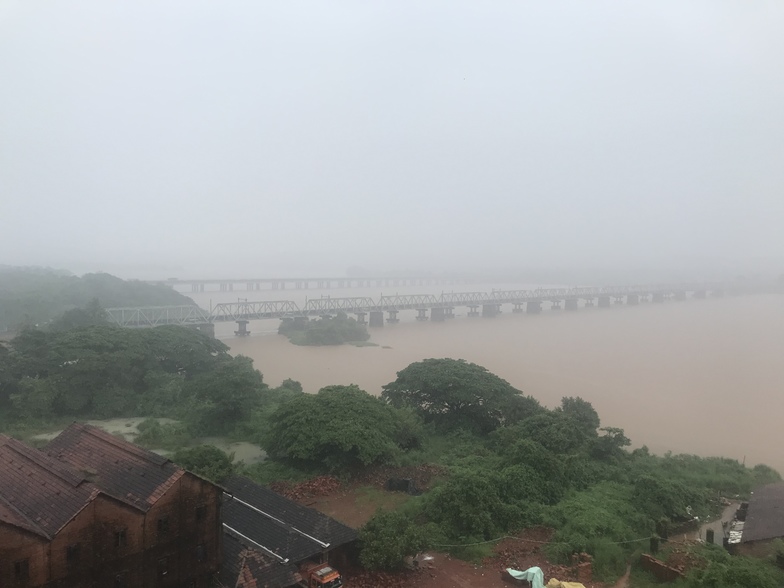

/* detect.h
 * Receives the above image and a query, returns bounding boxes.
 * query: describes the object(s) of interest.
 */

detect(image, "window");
[114,570,129,588]
[195,505,207,523]
[114,528,127,548]
[157,516,169,537]
[14,559,29,584]
[195,544,206,562]
[66,543,81,567]
[157,557,169,579]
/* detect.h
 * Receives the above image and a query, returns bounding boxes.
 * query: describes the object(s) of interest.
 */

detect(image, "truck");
[298,562,344,588]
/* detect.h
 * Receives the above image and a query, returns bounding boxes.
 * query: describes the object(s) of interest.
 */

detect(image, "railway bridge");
[106,283,726,336]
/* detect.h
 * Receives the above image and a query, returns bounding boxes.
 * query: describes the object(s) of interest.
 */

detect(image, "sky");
[1,1,783,280]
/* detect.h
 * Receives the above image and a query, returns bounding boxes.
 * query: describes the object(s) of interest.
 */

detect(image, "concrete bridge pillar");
[200,284,205,292]
[627,294,639,305]
[615,296,624,304]
[431,307,445,322]
[551,300,562,310]
[387,310,400,324]
[652,292,664,303]
[527,301,542,314]
[247,282,254,290]
[584,298,595,307]
[354,312,367,324]
[482,304,498,317]
[369,311,384,327]
[192,284,199,292]
[513,303,524,313]
[565,299,578,311]
[415,309,428,321]
[445,307,455,319]
[467,305,480,317]
[234,320,250,336]
[598,296,611,308]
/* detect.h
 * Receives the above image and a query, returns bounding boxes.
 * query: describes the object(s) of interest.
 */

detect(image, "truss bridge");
[105,282,727,336]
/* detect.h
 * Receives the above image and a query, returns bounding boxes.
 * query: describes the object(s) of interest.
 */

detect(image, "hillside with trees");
[0,267,194,332]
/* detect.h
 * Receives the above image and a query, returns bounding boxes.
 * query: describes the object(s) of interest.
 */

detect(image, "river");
[184,285,784,474]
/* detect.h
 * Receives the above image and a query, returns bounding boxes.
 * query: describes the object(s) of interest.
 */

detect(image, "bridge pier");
[627,294,639,305]
[482,304,497,318]
[467,305,479,317]
[416,309,428,321]
[565,299,578,311]
[513,303,524,313]
[445,307,455,319]
[387,310,400,324]
[431,307,445,322]
[584,298,595,307]
[551,300,562,310]
[527,301,542,314]
[369,311,384,327]
[652,292,665,303]
[234,320,250,337]
[598,296,611,308]
[354,312,367,324]
[615,296,624,304]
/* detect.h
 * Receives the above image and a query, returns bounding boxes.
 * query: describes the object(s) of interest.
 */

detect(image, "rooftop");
[222,475,357,564]
[0,434,95,539]
[741,482,784,543]
[0,423,187,540]
[46,422,183,511]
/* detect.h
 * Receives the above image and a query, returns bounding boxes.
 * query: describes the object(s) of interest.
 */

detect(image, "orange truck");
[298,562,345,588]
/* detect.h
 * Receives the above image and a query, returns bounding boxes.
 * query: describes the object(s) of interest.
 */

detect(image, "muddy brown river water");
[198,291,783,473]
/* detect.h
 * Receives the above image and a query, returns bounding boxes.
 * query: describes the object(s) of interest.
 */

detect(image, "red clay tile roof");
[0,435,96,539]
[46,423,184,511]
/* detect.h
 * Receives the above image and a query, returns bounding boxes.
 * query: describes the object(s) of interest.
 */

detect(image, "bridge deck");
[105,283,723,328]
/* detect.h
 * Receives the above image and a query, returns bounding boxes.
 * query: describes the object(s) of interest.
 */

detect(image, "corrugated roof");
[741,482,784,543]
[46,423,183,511]
[222,475,357,564]
[0,435,96,539]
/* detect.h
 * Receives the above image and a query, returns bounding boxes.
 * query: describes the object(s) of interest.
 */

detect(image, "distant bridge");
[145,275,476,293]
[106,283,727,335]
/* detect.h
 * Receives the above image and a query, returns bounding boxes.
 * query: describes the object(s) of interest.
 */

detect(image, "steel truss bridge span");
[105,283,725,329]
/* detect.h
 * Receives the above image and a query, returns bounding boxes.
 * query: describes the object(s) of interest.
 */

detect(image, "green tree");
[426,470,522,539]
[172,445,235,483]
[264,385,420,471]
[359,510,430,570]
[187,355,265,434]
[557,396,600,436]
[382,358,538,433]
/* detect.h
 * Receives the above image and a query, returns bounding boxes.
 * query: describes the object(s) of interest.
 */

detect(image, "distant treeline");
[0,267,194,331]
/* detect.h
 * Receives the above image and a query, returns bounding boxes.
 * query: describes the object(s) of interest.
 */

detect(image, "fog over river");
[187,287,784,473]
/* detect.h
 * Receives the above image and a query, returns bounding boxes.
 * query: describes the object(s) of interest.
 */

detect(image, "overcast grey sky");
[1,1,782,279]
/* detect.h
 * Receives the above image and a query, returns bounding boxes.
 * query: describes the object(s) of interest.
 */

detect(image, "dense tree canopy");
[0,268,193,331]
[1,323,264,434]
[263,384,423,471]
[172,445,236,483]
[278,312,370,345]
[381,358,540,433]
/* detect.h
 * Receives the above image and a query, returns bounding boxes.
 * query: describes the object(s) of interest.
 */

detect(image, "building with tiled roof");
[218,475,358,588]
[0,423,223,588]
[736,482,784,557]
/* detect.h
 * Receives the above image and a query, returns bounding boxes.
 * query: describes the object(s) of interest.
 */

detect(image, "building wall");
[1,473,221,588]
[736,538,776,558]
[0,523,49,587]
